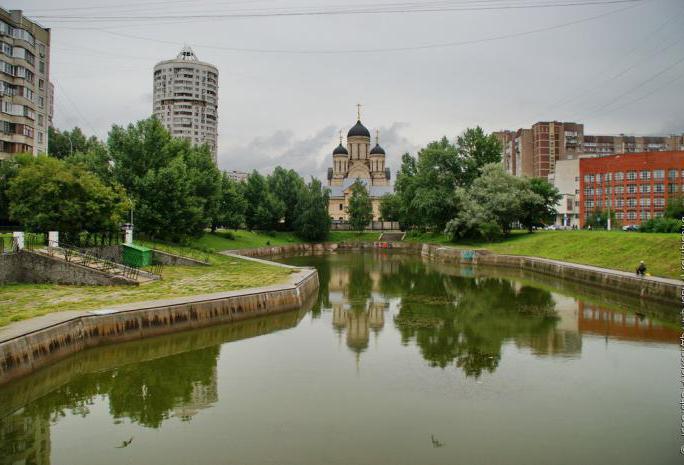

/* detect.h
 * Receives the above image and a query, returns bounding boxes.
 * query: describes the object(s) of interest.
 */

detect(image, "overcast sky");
[10,0,684,180]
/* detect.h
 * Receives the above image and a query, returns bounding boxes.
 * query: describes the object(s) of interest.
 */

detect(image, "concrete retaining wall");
[0,266,319,386]
[0,253,22,284]
[152,249,209,266]
[230,241,678,306]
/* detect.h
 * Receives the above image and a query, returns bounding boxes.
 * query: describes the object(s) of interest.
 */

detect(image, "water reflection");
[283,252,677,378]
[0,310,306,465]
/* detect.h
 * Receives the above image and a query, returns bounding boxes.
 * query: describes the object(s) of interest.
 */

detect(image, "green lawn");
[406,230,680,279]
[0,252,293,327]
[190,230,381,252]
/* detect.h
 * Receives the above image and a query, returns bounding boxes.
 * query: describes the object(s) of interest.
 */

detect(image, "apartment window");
[640,211,650,220]
[654,198,665,207]
[626,171,637,180]
[585,200,594,208]
[627,184,637,194]
[669,184,677,193]
[37,132,43,144]
[639,184,651,194]
[38,79,44,90]
[604,173,612,182]
[615,212,624,220]
[614,172,624,181]
[627,211,637,220]
[669,169,678,179]
[639,198,650,207]
[605,186,611,195]
[655,211,664,218]
[595,188,602,196]
[640,170,651,180]
[627,199,637,207]
[654,183,664,193]
[616,199,624,208]
[596,174,602,184]
[584,174,593,183]
[614,186,624,195]
[653,169,664,180]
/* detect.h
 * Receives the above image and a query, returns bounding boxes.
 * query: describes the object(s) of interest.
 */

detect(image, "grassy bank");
[190,230,381,251]
[0,252,292,327]
[406,230,679,279]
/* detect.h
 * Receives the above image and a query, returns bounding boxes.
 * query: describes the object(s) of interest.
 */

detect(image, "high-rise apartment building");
[0,9,51,159]
[495,120,684,180]
[153,47,218,162]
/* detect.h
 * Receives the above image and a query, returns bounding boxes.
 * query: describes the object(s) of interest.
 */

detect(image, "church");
[327,111,393,221]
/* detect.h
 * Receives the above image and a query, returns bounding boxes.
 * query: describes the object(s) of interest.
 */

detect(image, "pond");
[0,251,678,465]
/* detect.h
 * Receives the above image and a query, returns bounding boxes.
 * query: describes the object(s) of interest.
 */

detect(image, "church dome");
[348,120,370,138]
[333,143,348,155]
[370,143,385,155]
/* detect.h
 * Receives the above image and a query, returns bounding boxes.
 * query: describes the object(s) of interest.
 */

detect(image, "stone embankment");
[228,241,678,305]
[0,259,318,386]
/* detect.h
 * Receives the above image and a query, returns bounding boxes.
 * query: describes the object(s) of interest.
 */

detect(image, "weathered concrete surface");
[0,250,140,286]
[152,249,209,266]
[228,241,678,305]
[0,253,22,284]
[0,263,319,386]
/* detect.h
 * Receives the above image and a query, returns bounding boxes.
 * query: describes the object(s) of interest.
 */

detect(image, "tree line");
[0,117,331,243]
[379,127,561,241]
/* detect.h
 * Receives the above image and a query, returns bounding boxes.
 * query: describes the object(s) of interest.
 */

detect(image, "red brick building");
[578,151,684,228]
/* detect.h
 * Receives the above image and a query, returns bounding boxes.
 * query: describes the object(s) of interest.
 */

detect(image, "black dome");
[348,120,370,138]
[333,143,348,155]
[370,143,385,155]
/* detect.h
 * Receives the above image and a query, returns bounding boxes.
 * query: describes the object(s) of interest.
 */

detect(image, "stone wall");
[0,253,22,284]
[0,267,319,385]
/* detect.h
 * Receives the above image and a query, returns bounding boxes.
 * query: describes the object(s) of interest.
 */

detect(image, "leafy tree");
[243,171,285,231]
[108,117,219,241]
[8,156,130,236]
[518,178,561,232]
[584,208,617,230]
[268,167,305,230]
[63,145,114,185]
[455,126,502,187]
[293,178,331,241]
[664,194,684,219]
[48,126,103,159]
[0,155,31,226]
[211,173,247,231]
[445,164,523,241]
[379,193,401,222]
[346,179,373,233]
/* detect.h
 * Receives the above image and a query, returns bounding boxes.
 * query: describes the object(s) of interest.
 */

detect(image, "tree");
[268,167,305,230]
[293,178,331,241]
[379,193,401,222]
[0,155,31,226]
[584,208,616,230]
[243,171,285,231]
[63,144,114,185]
[211,173,247,231]
[444,164,523,241]
[346,179,373,233]
[8,156,130,236]
[664,194,684,219]
[455,127,502,187]
[48,126,103,159]
[518,178,561,232]
[108,117,219,241]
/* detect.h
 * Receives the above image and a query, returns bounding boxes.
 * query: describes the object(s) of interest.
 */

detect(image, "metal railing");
[44,240,146,281]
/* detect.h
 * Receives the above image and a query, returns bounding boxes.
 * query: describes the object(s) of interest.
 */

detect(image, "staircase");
[33,243,159,284]
[379,231,405,242]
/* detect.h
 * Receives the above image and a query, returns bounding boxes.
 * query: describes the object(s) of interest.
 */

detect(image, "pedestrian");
[636,261,646,277]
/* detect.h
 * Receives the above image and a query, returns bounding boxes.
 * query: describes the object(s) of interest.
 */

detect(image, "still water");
[0,252,679,465]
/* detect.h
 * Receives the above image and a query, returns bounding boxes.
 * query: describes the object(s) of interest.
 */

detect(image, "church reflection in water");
[313,252,677,377]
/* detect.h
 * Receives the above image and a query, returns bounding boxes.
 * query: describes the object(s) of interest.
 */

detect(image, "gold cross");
[356,103,362,121]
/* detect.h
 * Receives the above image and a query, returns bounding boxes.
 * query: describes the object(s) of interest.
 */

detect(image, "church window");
[339,204,343,211]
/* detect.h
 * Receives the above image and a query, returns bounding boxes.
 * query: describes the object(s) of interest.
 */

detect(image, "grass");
[406,230,679,279]
[190,229,381,251]
[0,252,293,327]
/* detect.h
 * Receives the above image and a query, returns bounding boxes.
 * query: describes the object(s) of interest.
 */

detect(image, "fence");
[45,240,144,281]
[331,221,401,231]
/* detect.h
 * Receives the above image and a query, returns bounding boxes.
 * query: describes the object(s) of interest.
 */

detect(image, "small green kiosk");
[122,243,153,268]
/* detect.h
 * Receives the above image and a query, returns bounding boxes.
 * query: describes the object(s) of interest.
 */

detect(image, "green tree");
[8,156,130,236]
[379,193,401,222]
[518,178,561,232]
[445,164,523,241]
[268,167,305,230]
[212,173,247,231]
[63,145,114,185]
[0,155,31,226]
[664,194,684,219]
[243,171,285,231]
[48,126,103,159]
[293,178,331,241]
[455,127,502,187]
[584,208,616,230]
[346,179,373,233]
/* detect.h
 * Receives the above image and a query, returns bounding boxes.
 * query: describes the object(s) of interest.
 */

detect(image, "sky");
[10,0,684,181]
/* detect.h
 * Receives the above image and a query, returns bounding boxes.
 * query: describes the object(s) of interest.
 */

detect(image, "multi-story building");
[549,158,580,228]
[495,121,684,181]
[153,46,218,162]
[578,151,684,228]
[225,169,248,182]
[0,9,51,159]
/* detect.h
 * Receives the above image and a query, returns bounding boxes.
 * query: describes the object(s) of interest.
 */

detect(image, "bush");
[639,217,680,233]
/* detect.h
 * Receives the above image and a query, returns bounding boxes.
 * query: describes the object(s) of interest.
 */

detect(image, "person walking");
[636,261,647,276]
